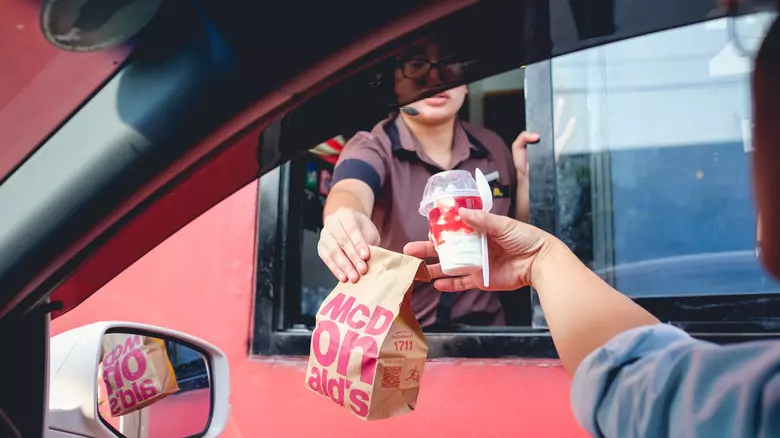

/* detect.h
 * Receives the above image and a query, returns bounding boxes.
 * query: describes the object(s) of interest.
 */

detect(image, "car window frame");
[252,150,780,359]
[248,7,780,359]
[252,49,780,358]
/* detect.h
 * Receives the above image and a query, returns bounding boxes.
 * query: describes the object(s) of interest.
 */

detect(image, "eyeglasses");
[398,56,464,81]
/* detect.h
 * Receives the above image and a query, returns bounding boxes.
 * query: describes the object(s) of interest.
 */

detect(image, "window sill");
[252,326,780,358]
[254,330,558,358]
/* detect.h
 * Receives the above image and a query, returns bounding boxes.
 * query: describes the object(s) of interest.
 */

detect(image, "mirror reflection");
[97,332,211,438]
[41,0,163,52]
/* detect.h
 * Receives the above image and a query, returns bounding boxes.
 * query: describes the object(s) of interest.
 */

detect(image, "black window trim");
[251,150,780,358]
[251,18,780,359]
[252,149,559,358]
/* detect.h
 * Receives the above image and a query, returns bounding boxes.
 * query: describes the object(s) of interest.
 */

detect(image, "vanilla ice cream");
[435,231,483,275]
[428,196,483,275]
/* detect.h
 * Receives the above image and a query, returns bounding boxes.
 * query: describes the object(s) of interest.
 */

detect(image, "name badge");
[484,171,509,198]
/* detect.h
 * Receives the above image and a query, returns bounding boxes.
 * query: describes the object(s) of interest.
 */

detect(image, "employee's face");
[394,41,467,124]
[401,85,468,124]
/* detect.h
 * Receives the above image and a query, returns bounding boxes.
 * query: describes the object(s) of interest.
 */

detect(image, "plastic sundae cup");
[419,170,484,276]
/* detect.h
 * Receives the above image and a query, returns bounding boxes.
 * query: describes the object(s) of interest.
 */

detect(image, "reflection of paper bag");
[101,334,180,417]
[305,246,431,420]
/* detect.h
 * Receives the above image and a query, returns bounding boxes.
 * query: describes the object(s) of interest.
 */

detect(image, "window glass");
[297,141,340,327]
[287,12,778,333]
[0,4,131,181]
[550,12,778,298]
[293,68,531,329]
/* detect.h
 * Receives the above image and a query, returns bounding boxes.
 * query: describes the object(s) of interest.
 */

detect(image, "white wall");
[467,68,525,126]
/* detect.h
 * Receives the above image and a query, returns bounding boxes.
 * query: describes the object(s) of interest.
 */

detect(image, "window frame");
[251,15,780,359]
[251,153,560,358]
[251,152,780,358]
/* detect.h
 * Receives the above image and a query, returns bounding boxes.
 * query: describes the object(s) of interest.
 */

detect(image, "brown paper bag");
[101,334,180,417]
[305,246,431,420]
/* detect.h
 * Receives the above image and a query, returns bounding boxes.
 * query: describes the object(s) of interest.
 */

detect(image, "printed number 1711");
[394,340,412,351]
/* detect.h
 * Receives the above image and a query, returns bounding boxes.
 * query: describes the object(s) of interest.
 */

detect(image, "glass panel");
[0,2,132,180]
[298,148,339,327]
[551,12,779,298]
[292,66,534,329]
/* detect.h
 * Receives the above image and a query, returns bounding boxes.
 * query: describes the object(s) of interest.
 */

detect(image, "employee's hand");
[404,209,552,291]
[511,131,540,178]
[319,207,380,283]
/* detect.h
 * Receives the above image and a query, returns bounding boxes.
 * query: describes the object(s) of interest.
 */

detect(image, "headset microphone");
[400,107,420,116]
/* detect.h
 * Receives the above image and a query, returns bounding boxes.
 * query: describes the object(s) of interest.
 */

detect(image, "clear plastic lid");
[418,170,480,217]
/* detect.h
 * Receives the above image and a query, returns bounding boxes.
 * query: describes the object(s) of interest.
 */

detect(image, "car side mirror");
[48,322,230,438]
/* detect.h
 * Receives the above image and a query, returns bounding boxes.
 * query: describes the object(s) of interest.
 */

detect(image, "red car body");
[50,183,585,437]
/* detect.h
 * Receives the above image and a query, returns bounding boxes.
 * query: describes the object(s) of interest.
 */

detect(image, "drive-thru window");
[252,9,780,358]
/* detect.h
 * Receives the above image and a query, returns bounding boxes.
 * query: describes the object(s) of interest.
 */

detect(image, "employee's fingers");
[434,276,477,292]
[512,131,540,149]
[320,233,358,282]
[337,215,368,274]
[403,241,437,259]
[317,239,347,282]
[358,216,381,249]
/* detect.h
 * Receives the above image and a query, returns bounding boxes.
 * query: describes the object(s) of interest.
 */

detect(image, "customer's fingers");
[403,241,437,259]
[458,208,513,237]
[433,276,477,292]
[422,263,445,279]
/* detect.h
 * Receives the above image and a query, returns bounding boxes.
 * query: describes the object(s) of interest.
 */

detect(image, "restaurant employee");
[317,39,539,328]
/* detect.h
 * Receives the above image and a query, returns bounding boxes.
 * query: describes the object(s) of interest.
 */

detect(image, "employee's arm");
[319,131,388,283]
[513,171,530,223]
[319,179,381,283]
[511,132,538,223]
[323,179,374,219]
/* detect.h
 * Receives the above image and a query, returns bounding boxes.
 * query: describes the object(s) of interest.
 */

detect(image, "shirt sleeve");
[571,323,780,438]
[331,132,389,196]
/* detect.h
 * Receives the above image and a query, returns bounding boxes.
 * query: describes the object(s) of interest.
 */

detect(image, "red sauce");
[427,196,483,246]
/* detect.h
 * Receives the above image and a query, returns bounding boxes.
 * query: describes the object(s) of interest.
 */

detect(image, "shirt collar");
[385,117,490,162]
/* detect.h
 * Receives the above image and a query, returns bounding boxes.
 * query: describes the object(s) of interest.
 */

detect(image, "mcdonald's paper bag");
[305,246,431,420]
[101,334,180,417]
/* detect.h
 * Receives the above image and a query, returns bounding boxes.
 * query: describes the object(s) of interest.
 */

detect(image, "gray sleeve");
[331,132,388,196]
[571,323,780,438]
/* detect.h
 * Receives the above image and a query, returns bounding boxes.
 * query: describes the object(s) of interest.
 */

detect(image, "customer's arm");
[524,240,780,437]
[406,208,658,375]
[531,237,659,375]
[573,324,780,438]
[405,210,780,437]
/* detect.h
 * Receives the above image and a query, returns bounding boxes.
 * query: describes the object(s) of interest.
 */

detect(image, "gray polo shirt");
[331,116,517,328]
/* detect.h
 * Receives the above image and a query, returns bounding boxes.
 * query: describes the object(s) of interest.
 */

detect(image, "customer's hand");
[404,209,551,291]
[318,207,380,283]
